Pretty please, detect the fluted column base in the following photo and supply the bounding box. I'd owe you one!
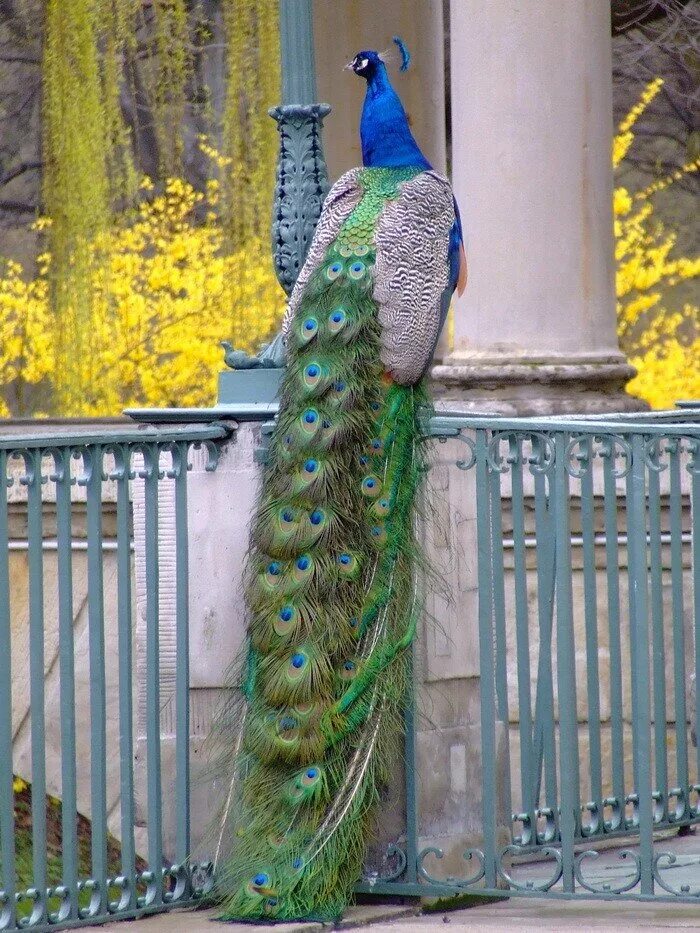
[431,351,647,416]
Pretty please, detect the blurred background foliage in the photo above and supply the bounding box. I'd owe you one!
[0,0,283,416]
[0,0,697,415]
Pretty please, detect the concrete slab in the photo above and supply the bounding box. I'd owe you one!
[89,904,417,933]
[374,898,700,931]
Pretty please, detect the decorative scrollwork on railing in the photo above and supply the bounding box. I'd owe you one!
[687,437,700,475]
[46,884,73,924]
[597,434,633,479]
[416,846,485,888]
[574,849,641,894]
[526,433,555,475]
[487,432,514,474]
[666,786,689,823]
[362,843,407,886]
[603,795,623,832]
[580,801,602,837]
[496,844,563,892]
[453,433,477,472]
[162,863,191,904]
[565,435,594,479]
[135,869,160,909]
[77,878,103,919]
[15,886,45,927]
[487,431,558,477]
[0,889,11,931]
[107,875,133,914]
[535,807,558,844]
[645,436,669,473]
[653,852,700,897]
[192,438,221,473]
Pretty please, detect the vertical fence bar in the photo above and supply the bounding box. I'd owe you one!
[87,445,108,914]
[532,460,558,838]
[115,445,136,908]
[488,456,512,831]
[403,651,418,884]
[553,433,578,892]
[174,443,191,880]
[55,447,78,919]
[489,460,508,725]
[580,438,603,832]
[602,438,625,826]
[0,450,16,929]
[509,437,536,841]
[690,438,700,784]
[145,444,163,904]
[27,448,48,923]
[647,448,667,821]
[626,433,653,895]
[668,439,689,818]
[475,429,497,888]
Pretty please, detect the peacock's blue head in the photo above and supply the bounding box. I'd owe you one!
[348,50,383,81]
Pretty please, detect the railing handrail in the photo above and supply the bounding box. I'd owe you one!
[0,421,233,450]
[426,410,700,437]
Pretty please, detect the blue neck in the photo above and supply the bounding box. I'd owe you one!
[360,63,431,170]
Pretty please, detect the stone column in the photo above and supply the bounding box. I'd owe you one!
[312,0,446,179]
[433,0,644,415]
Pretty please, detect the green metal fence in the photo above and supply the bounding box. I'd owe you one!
[2,409,700,930]
[0,424,228,932]
[356,407,700,902]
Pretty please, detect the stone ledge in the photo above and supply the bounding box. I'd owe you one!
[431,361,637,388]
[430,356,647,417]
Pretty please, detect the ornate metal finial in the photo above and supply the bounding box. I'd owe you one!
[269,103,332,296]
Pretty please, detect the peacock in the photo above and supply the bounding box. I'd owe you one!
[214,39,467,922]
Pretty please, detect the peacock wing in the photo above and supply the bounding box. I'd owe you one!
[283,169,364,340]
[373,170,456,385]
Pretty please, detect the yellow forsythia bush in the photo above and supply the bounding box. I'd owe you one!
[0,173,284,417]
[614,79,699,409]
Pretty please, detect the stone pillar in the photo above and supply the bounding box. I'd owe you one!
[433,0,644,415]
[312,0,446,179]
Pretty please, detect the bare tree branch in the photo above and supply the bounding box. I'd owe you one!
[0,160,42,187]
[0,199,36,213]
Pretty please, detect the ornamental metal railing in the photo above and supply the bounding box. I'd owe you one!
[356,407,700,903]
[0,424,228,932]
[3,409,700,929]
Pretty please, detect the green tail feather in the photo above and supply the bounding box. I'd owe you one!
[215,168,427,922]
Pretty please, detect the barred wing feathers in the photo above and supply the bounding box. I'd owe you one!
[374,170,456,384]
